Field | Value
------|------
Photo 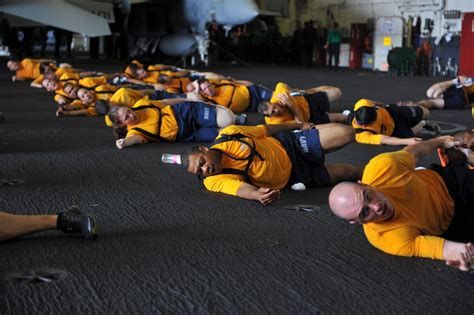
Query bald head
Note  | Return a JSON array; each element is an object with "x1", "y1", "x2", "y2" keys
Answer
[
  {"x1": 7, "y1": 60, "x2": 19, "y2": 71},
  {"x1": 329, "y1": 181, "x2": 395, "y2": 224},
  {"x1": 328, "y1": 182, "x2": 361, "y2": 221}
]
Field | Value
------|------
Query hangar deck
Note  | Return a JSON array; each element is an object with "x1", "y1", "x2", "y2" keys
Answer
[{"x1": 1, "y1": 62, "x2": 473, "y2": 314}]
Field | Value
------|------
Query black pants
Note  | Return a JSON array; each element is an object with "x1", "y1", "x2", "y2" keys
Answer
[
  {"x1": 432, "y1": 164, "x2": 474, "y2": 240},
  {"x1": 327, "y1": 43, "x2": 340, "y2": 69}
]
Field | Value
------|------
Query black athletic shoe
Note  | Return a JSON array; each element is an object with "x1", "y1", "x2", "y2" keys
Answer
[
  {"x1": 421, "y1": 121, "x2": 441, "y2": 138},
  {"x1": 57, "y1": 206, "x2": 97, "y2": 240},
  {"x1": 342, "y1": 110, "x2": 354, "y2": 125}
]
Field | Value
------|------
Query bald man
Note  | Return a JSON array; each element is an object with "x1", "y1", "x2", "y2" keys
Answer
[{"x1": 328, "y1": 136, "x2": 474, "y2": 271}]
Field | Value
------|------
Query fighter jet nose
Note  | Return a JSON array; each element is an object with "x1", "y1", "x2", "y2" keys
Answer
[
  {"x1": 159, "y1": 34, "x2": 197, "y2": 56},
  {"x1": 214, "y1": 0, "x2": 259, "y2": 25}
]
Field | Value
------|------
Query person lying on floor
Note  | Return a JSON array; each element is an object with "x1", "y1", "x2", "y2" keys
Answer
[
  {"x1": 98, "y1": 96, "x2": 247, "y2": 149},
  {"x1": 257, "y1": 82, "x2": 346, "y2": 125},
  {"x1": 329, "y1": 136, "x2": 474, "y2": 272},
  {"x1": 179, "y1": 123, "x2": 363, "y2": 205}
]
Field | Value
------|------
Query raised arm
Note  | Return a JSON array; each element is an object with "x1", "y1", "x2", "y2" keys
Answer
[{"x1": 403, "y1": 136, "x2": 458, "y2": 164}]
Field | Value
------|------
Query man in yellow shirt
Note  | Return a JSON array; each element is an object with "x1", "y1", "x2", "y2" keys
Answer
[
  {"x1": 351, "y1": 98, "x2": 432, "y2": 146},
  {"x1": 7, "y1": 58, "x2": 56, "y2": 81},
  {"x1": 328, "y1": 137, "x2": 474, "y2": 271},
  {"x1": 257, "y1": 82, "x2": 345, "y2": 125},
  {"x1": 180, "y1": 123, "x2": 362, "y2": 204},
  {"x1": 101, "y1": 96, "x2": 246, "y2": 149},
  {"x1": 190, "y1": 78, "x2": 272, "y2": 112}
]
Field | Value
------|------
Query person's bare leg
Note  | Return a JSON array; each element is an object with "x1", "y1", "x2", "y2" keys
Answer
[
  {"x1": 417, "y1": 99, "x2": 445, "y2": 109},
  {"x1": 327, "y1": 112, "x2": 347, "y2": 123},
  {"x1": 418, "y1": 105, "x2": 430, "y2": 119},
  {"x1": 315, "y1": 124, "x2": 354, "y2": 152},
  {"x1": 426, "y1": 80, "x2": 453, "y2": 98},
  {"x1": 0, "y1": 212, "x2": 57, "y2": 242},
  {"x1": 215, "y1": 105, "x2": 236, "y2": 127},
  {"x1": 305, "y1": 86, "x2": 342, "y2": 102},
  {"x1": 326, "y1": 164, "x2": 365, "y2": 183}
]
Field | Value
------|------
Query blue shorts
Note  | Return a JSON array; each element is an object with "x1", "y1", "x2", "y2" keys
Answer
[
  {"x1": 172, "y1": 102, "x2": 218, "y2": 142},
  {"x1": 126, "y1": 84, "x2": 155, "y2": 90},
  {"x1": 247, "y1": 84, "x2": 272, "y2": 112},
  {"x1": 150, "y1": 90, "x2": 185, "y2": 100},
  {"x1": 443, "y1": 85, "x2": 469, "y2": 109},
  {"x1": 273, "y1": 129, "x2": 331, "y2": 188}
]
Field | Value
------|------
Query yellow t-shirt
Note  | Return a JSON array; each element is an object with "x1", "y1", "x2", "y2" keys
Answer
[
  {"x1": 53, "y1": 82, "x2": 70, "y2": 103},
  {"x1": 109, "y1": 88, "x2": 146, "y2": 106},
  {"x1": 32, "y1": 74, "x2": 44, "y2": 86},
  {"x1": 126, "y1": 99, "x2": 178, "y2": 142},
  {"x1": 143, "y1": 68, "x2": 160, "y2": 84},
  {"x1": 165, "y1": 77, "x2": 191, "y2": 93},
  {"x1": 203, "y1": 80, "x2": 250, "y2": 112},
  {"x1": 79, "y1": 76, "x2": 108, "y2": 89},
  {"x1": 16, "y1": 58, "x2": 41, "y2": 80},
  {"x1": 58, "y1": 72, "x2": 80, "y2": 83},
  {"x1": 264, "y1": 82, "x2": 310, "y2": 124},
  {"x1": 203, "y1": 125, "x2": 292, "y2": 196},
  {"x1": 54, "y1": 67, "x2": 76, "y2": 77},
  {"x1": 352, "y1": 99, "x2": 395, "y2": 145},
  {"x1": 362, "y1": 150, "x2": 454, "y2": 260}
]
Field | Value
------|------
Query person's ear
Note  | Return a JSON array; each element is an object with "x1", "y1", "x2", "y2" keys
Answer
[
  {"x1": 199, "y1": 146, "x2": 209, "y2": 152},
  {"x1": 357, "y1": 180, "x2": 362, "y2": 184}
]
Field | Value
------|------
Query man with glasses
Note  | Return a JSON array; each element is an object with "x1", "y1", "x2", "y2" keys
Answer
[{"x1": 328, "y1": 136, "x2": 474, "y2": 272}]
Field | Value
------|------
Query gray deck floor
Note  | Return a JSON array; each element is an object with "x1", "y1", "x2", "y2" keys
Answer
[{"x1": 1, "y1": 62, "x2": 473, "y2": 314}]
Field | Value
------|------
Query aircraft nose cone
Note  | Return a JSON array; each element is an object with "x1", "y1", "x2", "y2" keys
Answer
[
  {"x1": 215, "y1": 0, "x2": 259, "y2": 25},
  {"x1": 159, "y1": 34, "x2": 197, "y2": 56}
]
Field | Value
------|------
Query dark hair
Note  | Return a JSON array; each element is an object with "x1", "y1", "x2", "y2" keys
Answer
[
  {"x1": 157, "y1": 74, "x2": 170, "y2": 84},
  {"x1": 257, "y1": 101, "x2": 270, "y2": 115},
  {"x1": 180, "y1": 146, "x2": 202, "y2": 169},
  {"x1": 197, "y1": 78, "x2": 208, "y2": 86},
  {"x1": 444, "y1": 148, "x2": 468, "y2": 165},
  {"x1": 107, "y1": 105, "x2": 128, "y2": 140},
  {"x1": 127, "y1": 63, "x2": 141, "y2": 77},
  {"x1": 39, "y1": 63, "x2": 50, "y2": 74},
  {"x1": 355, "y1": 106, "x2": 377, "y2": 125},
  {"x1": 94, "y1": 99, "x2": 110, "y2": 116}
]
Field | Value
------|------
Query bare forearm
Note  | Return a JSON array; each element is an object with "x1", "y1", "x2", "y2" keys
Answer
[
  {"x1": 265, "y1": 122, "x2": 304, "y2": 136},
  {"x1": 161, "y1": 98, "x2": 189, "y2": 106},
  {"x1": 287, "y1": 103, "x2": 305, "y2": 123},
  {"x1": 236, "y1": 183, "x2": 260, "y2": 201},
  {"x1": 381, "y1": 136, "x2": 415, "y2": 146},
  {"x1": 124, "y1": 135, "x2": 146, "y2": 147},
  {"x1": 403, "y1": 138, "x2": 444, "y2": 162}
]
